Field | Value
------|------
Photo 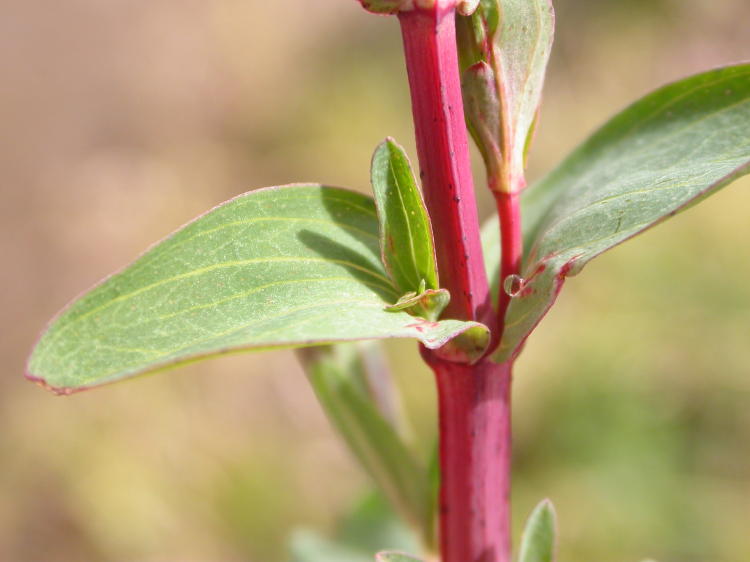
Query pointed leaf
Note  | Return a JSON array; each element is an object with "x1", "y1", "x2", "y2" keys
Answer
[
  {"x1": 458, "y1": 0, "x2": 554, "y2": 192},
  {"x1": 371, "y1": 138, "x2": 440, "y2": 294},
  {"x1": 493, "y1": 0, "x2": 554, "y2": 189},
  {"x1": 299, "y1": 344, "x2": 432, "y2": 543},
  {"x1": 462, "y1": 61, "x2": 504, "y2": 183},
  {"x1": 494, "y1": 64, "x2": 750, "y2": 360},
  {"x1": 518, "y1": 499, "x2": 556, "y2": 562},
  {"x1": 27, "y1": 184, "x2": 485, "y2": 393}
]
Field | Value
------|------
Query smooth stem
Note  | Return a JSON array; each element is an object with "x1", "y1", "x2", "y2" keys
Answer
[
  {"x1": 398, "y1": 4, "x2": 492, "y2": 328},
  {"x1": 494, "y1": 189, "x2": 523, "y2": 340},
  {"x1": 426, "y1": 352, "x2": 513, "y2": 562},
  {"x1": 397, "y1": 4, "x2": 511, "y2": 562}
]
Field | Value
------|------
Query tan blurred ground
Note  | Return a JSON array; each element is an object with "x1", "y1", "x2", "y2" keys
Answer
[{"x1": 2, "y1": 1, "x2": 749, "y2": 560}]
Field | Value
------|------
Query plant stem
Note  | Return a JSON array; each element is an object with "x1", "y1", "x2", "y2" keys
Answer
[
  {"x1": 425, "y1": 352, "x2": 513, "y2": 562},
  {"x1": 398, "y1": 3, "x2": 492, "y2": 328},
  {"x1": 397, "y1": 4, "x2": 512, "y2": 562},
  {"x1": 494, "y1": 189, "x2": 523, "y2": 340}
]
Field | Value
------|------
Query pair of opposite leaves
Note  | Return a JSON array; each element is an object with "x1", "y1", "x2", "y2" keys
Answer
[{"x1": 27, "y1": 63, "x2": 750, "y2": 393}]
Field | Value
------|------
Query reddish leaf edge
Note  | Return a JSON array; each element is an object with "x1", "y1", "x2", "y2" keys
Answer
[{"x1": 26, "y1": 321, "x2": 482, "y2": 396}]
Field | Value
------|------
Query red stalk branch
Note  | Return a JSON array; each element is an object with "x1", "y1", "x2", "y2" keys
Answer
[{"x1": 398, "y1": 4, "x2": 492, "y2": 327}]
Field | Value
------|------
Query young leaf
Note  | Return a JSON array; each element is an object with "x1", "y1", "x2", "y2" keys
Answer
[
  {"x1": 371, "y1": 139, "x2": 450, "y2": 321},
  {"x1": 371, "y1": 138, "x2": 439, "y2": 295},
  {"x1": 27, "y1": 184, "x2": 487, "y2": 393},
  {"x1": 375, "y1": 552, "x2": 423, "y2": 562},
  {"x1": 299, "y1": 344, "x2": 433, "y2": 544},
  {"x1": 518, "y1": 499, "x2": 556, "y2": 562},
  {"x1": 458, "y1": 0, "x2": 554, "y2": 192},
  {"x1": 494, "y1": 64, "x2": 750, "y2": 360},
  {"x1": 493, "y1": 0, "x2": 554, "y2": 190}
]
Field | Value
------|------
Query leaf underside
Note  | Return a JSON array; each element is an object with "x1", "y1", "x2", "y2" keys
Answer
[
  {"x1": 490, "y1": 64, "x2": 750, "y2": 360},
  {"x1": 28, "y1": 185, "x2": 483, "y2": 393}
]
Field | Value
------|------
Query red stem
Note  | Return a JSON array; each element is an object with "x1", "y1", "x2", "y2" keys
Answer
[
  {"x1": 425, "y1": 352, "x2": 513, "y2": 562},
  {"x1": 495, "y1": 190, "x2": 523, "y2": 340},
  {"x1": 398, "y1": 4, "x2": 492, "y2": 328},
  {"x1": 397, "y1": 5, "x2": 512, "y2": 562}
]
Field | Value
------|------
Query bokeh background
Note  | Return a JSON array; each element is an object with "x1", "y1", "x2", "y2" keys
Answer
[{"x1": 2, "y1": 1, "x2": 749, "y2": 560}]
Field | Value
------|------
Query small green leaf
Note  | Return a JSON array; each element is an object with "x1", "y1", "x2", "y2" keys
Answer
[
  {"x1": 494, "y1": 64, "x2": 750, "y2": 361},
  {"x1": 27, "y1": 184, "x2": 485, "y2": 393},
  {"x1": 462, "y1": 61, "x2": 503, "y2": 183},
  {"x1": 375, "y1": 552, "x2": 423, "y2": 562},
  {"x1": 299, "y1": 344, "x2": 432, "y2": 544},
  {"x1": 458, "y1": 0, "x2": 554, "y2": 192},
  {"x1": 494, "y1": 0, "x2": 554, "y2": 189},
  {"x1": 371, "y1": 138, "x2": 440, "y2": 296},
  {"x1": 518, "y1": 499, "x2": 556, "y2": 562}
]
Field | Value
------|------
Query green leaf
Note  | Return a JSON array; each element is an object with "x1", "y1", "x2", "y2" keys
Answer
[
  {"x1": 27, "y1": 184, "x2": 485, "y2": 393},
  {"x1": 375, "y1": 552, "x2": 423, "y2": 562},
  {"x1": 493, "y1": 0, "x2": 554, "y2": 189},
  {"x1": 518, "y1": 499, "x2": 556, "y2": 562},
  {"x1": 299, "y1": 344, "x2": 433, "y2": 546},
  {"x1": 371, "y1": 139, "x2": 450, "y2": 322},
  {"x1": 462, "y1": 61, "x2": 504, "y2": 183},
  {"x1": 494, "y1": 64, "x2": 750, "y2": 361},
  {"x1": 371, "y1": 139, "x2": 439, "y2": 295},
  {"x1": 458, "y1": 0, "x2": 554, "y2": 191}
]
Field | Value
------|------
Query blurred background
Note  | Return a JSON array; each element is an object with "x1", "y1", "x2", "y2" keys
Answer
[{"x1": 2, "y1": 0, "x2": 749, "y2": 560}]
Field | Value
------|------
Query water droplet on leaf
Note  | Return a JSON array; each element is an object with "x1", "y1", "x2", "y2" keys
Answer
[{"x1": 503, "y1": 274, "x2": 525, "y2": 297}]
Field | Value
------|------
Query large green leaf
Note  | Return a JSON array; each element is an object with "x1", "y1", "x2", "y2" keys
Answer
[
  {"x1": 492, "y1": 64, "x2": 750, "y2": 360},
  {"x1": 299, "y1": 344, "x2": 432, "y2": 546},
  {"x1": 27, "y1": 184, "x2": 485, "y2": 393},
  {"x1": 518, "y1": 499, "x2": 556, "y2": 562}
]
